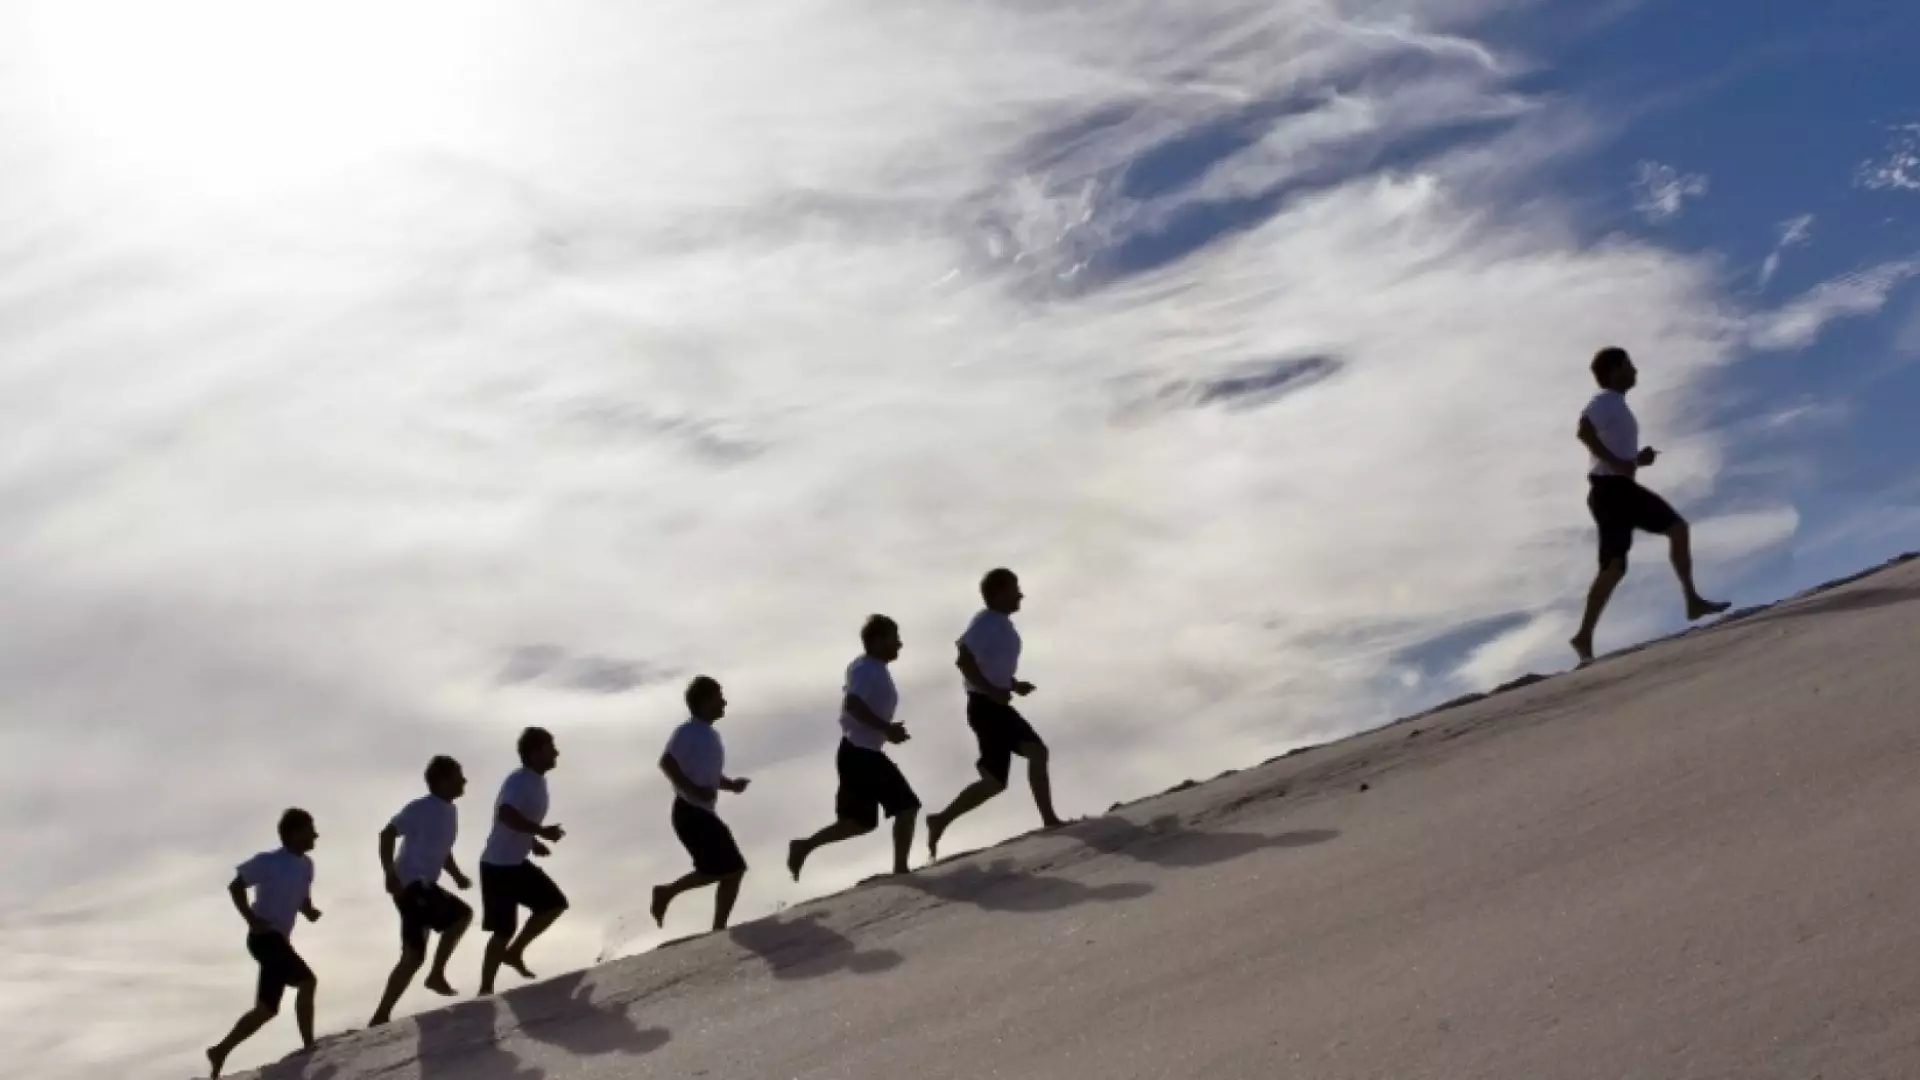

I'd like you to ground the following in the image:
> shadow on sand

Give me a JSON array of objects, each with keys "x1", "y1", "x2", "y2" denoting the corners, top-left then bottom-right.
[
  {"x1": 729, "y1": 910, "x2": 904, "y2": 979},
  {"x1": 1064, "y1": 815, "x2": 1339, "y2": 868},
  {"x1": 412, "y1": 971, "x2": 669, "y2": 1080},
  {"x1": 501, "y1": 970, "x2": 671, "y2": 1060},
  {"x1": 897, "y1": 857, "x2": 1153, "y2": 913},
  {"x1": 414, "y1": 999, "x2": 541, "y2": 1080}
]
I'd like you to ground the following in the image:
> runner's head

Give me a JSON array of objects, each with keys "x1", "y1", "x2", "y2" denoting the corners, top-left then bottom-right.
[
  {"x1": 861, "y1": 614, "x2": 902, "y2": 663},
  {"x1": 686, "y1": 675, "x2": 727, "y2": 722},
  {"x1": 278, "y1": 808, "x2": 317, "y2": 854},
  {"x1": 518, "y1": 726, "x2": 559, "y2": 773},
  {"x1": 425, "y1": 754, "x2": 466, "y2": 800},
  {"x1": 1591, "y1": 346, "x2": 1636, "y2": 392},
  {"x1": 981, "y1": 567, "x2": 1022, "y2": 614}
]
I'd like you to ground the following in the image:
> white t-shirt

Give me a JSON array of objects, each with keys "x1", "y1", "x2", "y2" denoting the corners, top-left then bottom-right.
[
  {"x1": 841, "y1": 655, "x2": 899, "y2": 752},
  {"x1": 664, "y1": 719, "x2": 725, "y2": 813},
  {"x1": 391, "y1": 795, "x2": 458, "y2": 887},
  {"x1": 237, "y1": 848, "x2": 313, "y2": 938},
  {"x1": 958, "y1": 608, "x2": 1021, "y2": 695},
  {"x1": 480, "y1": 767, "x2": 549, "y2": 867},
  {"x1": 1582, "y1": 390, "x2": 1639, "y2": 477}
]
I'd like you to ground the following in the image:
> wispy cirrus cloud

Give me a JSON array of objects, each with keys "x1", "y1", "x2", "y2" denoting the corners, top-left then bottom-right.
[
  {"x1": 1758, "y1": 213, "x2": 1815, "y2": 289},
  {"x1": 1748, "y1": 259, "x2": 1920, "y2": 350},
  {"x1": 1631, "y1": 160, "x2": 1710, "y2": 222}
]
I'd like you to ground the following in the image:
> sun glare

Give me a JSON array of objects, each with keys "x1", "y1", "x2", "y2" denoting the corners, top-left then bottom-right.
[{"x1": 16, "y1": 0, "x2": 505, "y2": 199}]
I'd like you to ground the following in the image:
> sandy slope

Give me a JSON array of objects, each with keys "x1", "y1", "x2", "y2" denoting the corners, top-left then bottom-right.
[{"x1": 236, "y1": 555, "x2": 1920, "y2": 1080}]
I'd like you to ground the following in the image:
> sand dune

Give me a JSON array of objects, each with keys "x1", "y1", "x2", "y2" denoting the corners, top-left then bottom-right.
[{"x1": 233, "y1": 554, "x2": 1920, "y2": 1079}]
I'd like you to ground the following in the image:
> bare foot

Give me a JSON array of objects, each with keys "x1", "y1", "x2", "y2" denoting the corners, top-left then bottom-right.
[
  {"x1": 369, "y1": 1012, "x2": 391, "y2": 1028},
  {"x1": 650, "y1": 884, "x2": 672, "y2": 928},
  {"x1": 502, "y1": 952, "x2": 535, "y2": 980},
  {"x1": 423, "y1": 973, "x2": 458, "y2": 996},
  {"x1": 787, "y1": 839, "x2": 809, "y2": 882},
  {"x1": 206, "y1": 1046, "x2": 227, "y2": 1079},
  {"x1": 926, "y1": 813, "x2": 949, "y2": 862},
  {"x1": 1040, "y1": 816, "x2": 1065, "y2": 830},
  {"x1": 478, "y1": 981, "x2": 495, "y2": 996},
  {"x1": 1569, "y1": 633, "x2": 1595, "y2": 666},
  {"x1": 1687, "y1": 596, "x2": 1731, "y2": 621}
]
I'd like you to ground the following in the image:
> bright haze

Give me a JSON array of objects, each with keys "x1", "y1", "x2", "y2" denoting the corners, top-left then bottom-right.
[{"x1": 1, "y1": 1, "x2": 1914, "y2": 1077}]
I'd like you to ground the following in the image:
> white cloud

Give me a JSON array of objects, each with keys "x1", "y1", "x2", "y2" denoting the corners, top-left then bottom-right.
[
  {"x1": 1748, "y1": 260, "x2": 1920, "y2": 350},
  {"x1": 1630, "y1": 160, "x2": 1709, "y2": 223},
  {"x1": 1756, "y1": 399, "x2": 1850, "y2": 432},
  {"x1": 0, "y1": 2, "x2": 1810, "y2": 1078},
  {"x1": 1691, "y1": 506, "x2": 1803, "y2": 563},
  {"x1": 1757, "y1": 213, "x2": 1814, "y2": 289},
  {"x1": 1778, "y1": 214, "x2": 1816, "y2": 248},
  {"x1": 1857, "y1": 123, "x2": 1920, "y2": 193}
]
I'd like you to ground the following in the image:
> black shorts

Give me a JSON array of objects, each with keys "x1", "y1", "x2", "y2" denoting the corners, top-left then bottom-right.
[
  {"x1": 835, "y1": 739, "x2": 921, "y2": 830},
  {"x1": 967, "y1": 694, "x2": 1045, "y2": 786},
  {"x1": 246, "y1": 931, "x2": 313, "y2": 1011},
  {"x1": 479, "y1": 861, "x2": 568, "y2": 937},
  {"x1": 672, "y1": 798, "x2": 748, "y2": 878},
  {"x1": 1588, "y1": 475, "x2": 1682, "y2": 569},
  {"x1": 394, "y1": 882, "x2": 472, "y2": 953}
]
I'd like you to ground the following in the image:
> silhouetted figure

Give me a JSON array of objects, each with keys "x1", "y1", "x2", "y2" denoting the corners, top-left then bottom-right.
[
  {"x1": 206, "y1": 809, "x2": 323, "y2": 1079},
  {"x1": 926, "y1": 568, "x2": 1062, "y2": 860},
  {"x1": 1570, "y1": 347, "x2": 1730, "y2": 664},
  {"x1": 651, "y1": 676, "x2": 751, "y2": 931},
  {"x1": 370, "y1": 756, "x2": 475, "y2": 1026},
  {"x1": 789, "y1": 615, "x2": 922, "y2": 881},
  {"x1": 477, "y1": 727, "x2": 569, "y2": 996}
]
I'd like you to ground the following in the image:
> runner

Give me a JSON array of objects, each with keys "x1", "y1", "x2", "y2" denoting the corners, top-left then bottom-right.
[
  {"x1": 476, "y1": 728, "x2": 568, "y2": 996},
  {"x1": 370, "y1": 755, "x2": 473, "y2": 1026},
  {"x1": 926, "y1": 568, "x2": 1063, "y2": 861},
  {"x1": 1570, "y1": 347, "x2": 1731, "y2": 665},
  {"x1": 788, "y1": 615, "x2": 920, "y2": 881},
  {"x1": 205, "y1": 809, "x2": 322, "y2": 1079},
  {"x1": 651, "y1": 676, "x2": 751, "y2": 931}
]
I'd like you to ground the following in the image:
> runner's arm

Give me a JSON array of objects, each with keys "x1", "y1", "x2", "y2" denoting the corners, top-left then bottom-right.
[
  {"x1": 842, "y1": 693, "x2": 891, "y2": 733},
  {"x1": 955, "y1": 644, "x2": 1011, "y2": 703},
  {"x1": 442, "y1": 853, "x2": 470, "y2": 888},
  {"x1": 658, "y1": 754, "x2": 718, "y2": 803},
  {"x1": 498, "y1": 804, "x2": 563, "y2": 842},
  {"x1": 1577, "y1": 416, "x2": 1637, "y2": 473},
  {"x1": 378, "y1": 824, "x2": 401, "y2": 892},
  {"x1": 226, "y1": 875, "x2": 261, "y2": 930}
]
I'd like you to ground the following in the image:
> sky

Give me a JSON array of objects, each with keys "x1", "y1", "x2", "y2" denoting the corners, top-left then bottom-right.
[{"x1": 0, "y1": 1, "x2": 1915, "y2": 1076}]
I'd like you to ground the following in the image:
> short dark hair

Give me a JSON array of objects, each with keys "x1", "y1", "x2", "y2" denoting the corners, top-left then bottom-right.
[
  {"x1": 980, "y1": 567, "x2": 1017, "y2": 600},
  {"x1": 516, "y1": 727, "x2": 553, "y2": 762},
  {"x1": 277, "y1": 808, "x2": 313, "y2": 844},
  {"x1": 1591, "y1": 346, "x2": 1631, "y2": 385},
  {"x1": 860, "y1": 614, "x2": 898, "y2": 649},
  {"x1": 685, "y1": 675, "x2": 721, "y2": 712},
  {"x1": 424, "y1": 755, "x2": 461, "y2": 787}
]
